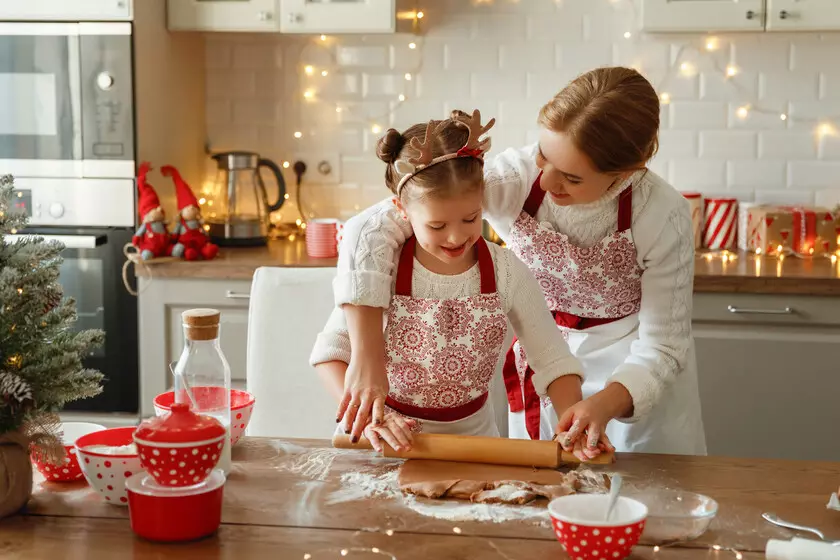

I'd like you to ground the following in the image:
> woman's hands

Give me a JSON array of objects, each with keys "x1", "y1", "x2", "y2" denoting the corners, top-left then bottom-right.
[{"x1": 554, "y1": 383, "x2": 632, "y2": 461}]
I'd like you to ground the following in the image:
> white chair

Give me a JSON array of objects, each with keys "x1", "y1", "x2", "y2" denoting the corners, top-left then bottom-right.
[{"x1": 246, "y1": 266, "x2": 339, "y2": 439}]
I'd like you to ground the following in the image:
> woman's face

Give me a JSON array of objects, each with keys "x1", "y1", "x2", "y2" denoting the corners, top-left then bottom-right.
[{"x1": 536, "y1": 128, "x2": 628, "y2": 206}]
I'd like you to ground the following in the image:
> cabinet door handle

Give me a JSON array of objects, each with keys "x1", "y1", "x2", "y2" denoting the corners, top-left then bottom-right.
[
  {"x1": 225, "y1": 290, "x2": 251, "y2": 300},
  {"x1": 727, "y1": 305, "x2": 793, "y2": 315}
]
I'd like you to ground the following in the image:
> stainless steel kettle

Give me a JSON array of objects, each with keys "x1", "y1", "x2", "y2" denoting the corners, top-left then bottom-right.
[{"x1": 206, "y1": 151, "x2": 286, "y2": 247}]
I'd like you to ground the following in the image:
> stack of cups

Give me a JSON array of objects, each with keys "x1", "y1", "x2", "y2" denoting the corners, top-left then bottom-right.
[{"x1": 305, "y1": 219, "x2": 343, "y2": 258}]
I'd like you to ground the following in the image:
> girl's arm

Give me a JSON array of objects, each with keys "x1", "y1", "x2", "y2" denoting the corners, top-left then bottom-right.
[
  {"x1": 500, "y1": 250, "x2": 585, "y2": 420},
  {"x1": 310, "y1": 307, "x2": 352, "y2": 406}
]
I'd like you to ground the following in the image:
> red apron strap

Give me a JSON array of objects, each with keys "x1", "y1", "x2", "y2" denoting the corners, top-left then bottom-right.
[
  {"x1": 617, "y1": 186, "x2": 633, "y2": 232},
  {"x1": 395, "y1": 236, "x2": 417, "y2": 296},
  {"x1": 522, "y1": 367, "x2": 542, "y2": 440},
  {"x1": 474, "y1": 237, "x2": 497, "y2": 294},
  {"x1": 502, "y1": 342, "x2": 524, "y2": 413},
  {"x1": 522, "y1": 172, "x2": 547, "y2": 218}
]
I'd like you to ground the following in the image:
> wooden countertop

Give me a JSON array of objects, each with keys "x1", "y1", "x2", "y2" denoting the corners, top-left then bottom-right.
[
  {"x1": 133, "y1": 237, "x2": 840, "y2": 296},
  {"x1": 8, "y1": 437, "x2": 840, "y2": 558}
]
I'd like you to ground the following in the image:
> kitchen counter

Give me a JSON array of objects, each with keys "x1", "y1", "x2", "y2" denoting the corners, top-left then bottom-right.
[
  {"x1": 12, "y1": 437, "x2": 839, "y2": 558},
  {"x1": 133, "y1": 238, "x2": 840, "y2": 295}
]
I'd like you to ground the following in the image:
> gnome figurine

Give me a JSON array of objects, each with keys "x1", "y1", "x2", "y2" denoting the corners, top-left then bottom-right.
[
  {"x1": 132, "y1": 162, "x2": 173, "y2": 260},
  {"x1": 162, "y1": 165, "x2": 219, "y2": 261}
]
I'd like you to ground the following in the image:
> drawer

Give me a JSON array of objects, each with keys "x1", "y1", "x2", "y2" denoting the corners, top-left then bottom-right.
[{"x1": 692, "y1": 293, "x2": 840, "y2": 327}]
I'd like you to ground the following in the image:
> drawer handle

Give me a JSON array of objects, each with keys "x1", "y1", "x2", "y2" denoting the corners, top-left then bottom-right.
[
  {"x1": 225, "y1": 290, "x2": 251, "y2": 300},
  {"x1": 727, "y1": 305, "x2": 793, "y2": 315}
]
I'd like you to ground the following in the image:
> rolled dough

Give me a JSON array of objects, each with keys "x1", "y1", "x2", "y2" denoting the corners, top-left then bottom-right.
[{"x1": 398, "y1": 459, "x2": 609, "y2": 506}]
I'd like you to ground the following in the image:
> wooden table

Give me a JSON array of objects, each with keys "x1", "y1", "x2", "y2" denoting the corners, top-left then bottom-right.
[{"x1": 3, "y1": 438, "x2": 839, "y2": 559}]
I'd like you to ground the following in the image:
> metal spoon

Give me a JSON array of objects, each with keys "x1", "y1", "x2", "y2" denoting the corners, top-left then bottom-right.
[
  {"x1": 762, "y1": 512, "x2": 840, "y2": 546},
  {"x1": 604, "y1": 474, "x2": 623, "y2": 521}
]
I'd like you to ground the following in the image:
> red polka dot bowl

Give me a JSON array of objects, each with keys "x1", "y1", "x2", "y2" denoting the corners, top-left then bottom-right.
[
  {"x1": 153, "y1": 388, "x2": 255, "y2": 445},
  {"x1": 75, "y1": 426, "x2": 144, "y2": 505},
  {"x1": 134, "y1": 403, "x2": 226, "y2": 488},
  {"x1": 31, "y1": 422, "x2": 106, "y2": 483},
  {"x1": 548, "y1": 494, "x2": 648, "y2": 560}
]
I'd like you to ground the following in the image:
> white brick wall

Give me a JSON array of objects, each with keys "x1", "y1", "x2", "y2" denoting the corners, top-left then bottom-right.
[{"x1": 204, "y1": 0, "x2": 840, "y2": 221}]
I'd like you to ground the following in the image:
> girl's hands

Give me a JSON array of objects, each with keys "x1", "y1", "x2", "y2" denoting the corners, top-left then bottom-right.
[
  {"x1": 337, "y1": 355, "x2": 389, "y2": 443},
  {"x1": 554, "y1": 383, "x2": 631, "y2": 460},
  {"x1": 364, "y1": 413, "x2": 417, "y2": 453}
]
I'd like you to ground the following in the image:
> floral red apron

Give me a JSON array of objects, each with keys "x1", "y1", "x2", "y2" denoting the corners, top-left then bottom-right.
[
  {"x1": 384, "y1": 236, "x2": 507, "y2": 435},
  {"x1": 502, "y1": 174, "x2": 643, "y2": 440}
]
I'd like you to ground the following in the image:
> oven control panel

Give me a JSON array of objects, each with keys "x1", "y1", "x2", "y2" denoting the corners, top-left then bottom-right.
[
  {"x1": 10, "y1": 189, "x2": 33, "y2": 218},
  {"x1": 10, "y1": 178, "x2": 135, "y2": 228}
]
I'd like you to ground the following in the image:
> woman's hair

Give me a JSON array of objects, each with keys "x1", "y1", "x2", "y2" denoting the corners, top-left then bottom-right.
[
  {"x1": 376, "y1": 110, "x2": 484, "y2": 201},
  {"x1": 538, "y1": 66, "x2": 660, "y2": 173}
]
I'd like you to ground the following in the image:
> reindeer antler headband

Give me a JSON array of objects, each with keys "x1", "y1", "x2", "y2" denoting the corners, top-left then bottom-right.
[{"x1": 393, "y1": 109, "x2": 496, "y2": 195}]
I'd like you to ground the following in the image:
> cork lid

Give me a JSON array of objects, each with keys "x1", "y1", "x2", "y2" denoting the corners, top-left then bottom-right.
[{"x1": 182, "y1": 308, "x2": 220, "y2": 340}]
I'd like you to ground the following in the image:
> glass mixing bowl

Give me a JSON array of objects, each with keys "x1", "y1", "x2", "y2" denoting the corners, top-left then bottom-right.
[{"x1": 626, "y1": 489, "x2": 718, "y2": 545}]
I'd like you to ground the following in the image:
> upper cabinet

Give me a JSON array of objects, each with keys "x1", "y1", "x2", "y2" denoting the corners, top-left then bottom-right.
[
  {"x1": 641, "y1": 0, "x2": 840, "y2": 32},
  {"x1": 641, "y1": 0, "x2": 765, "y2": 32},
  {"x1": 279, "y1": 0, "x2": 394, "y2": 34},
  {"x1": 0, "y1": 0, "x2": 132, "y2": 21},
  {"x1": 167, "y1": 0, "x2": 395, "y2": 33},
  {"x1": 766, "y1": 0, "x2": 840, "y2": 31},
  {"x1": 168, "y1": 0, "x2": 279, "y2": 32}
]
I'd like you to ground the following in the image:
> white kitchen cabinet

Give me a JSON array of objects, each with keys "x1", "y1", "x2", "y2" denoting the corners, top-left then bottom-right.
[
  {"x1": 0, "y1": 0, "x2": 132, "y2": 21},
  {"x1": 692, "y1": 292, "x2": 840, "y2": 462},
  {"x1": 167, "y1": 0, "x2": 278, "y2": 32},
  {"x1": 279, "y1": 0, "x2": 394, "y2": 34},
  {"x1": 766, "y1": 0, "x2": 840, "y2": 31},
  {"x1": 138, "y1": 276, "x2": 253, "y2": 418},
  {"x1": 641, "y1": 0, "x2": 765, "y2": 32}
]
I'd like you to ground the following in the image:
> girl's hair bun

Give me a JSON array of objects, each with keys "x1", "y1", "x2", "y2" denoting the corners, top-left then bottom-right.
[{"x1": 376, "y1": 128, "x2": 406, "y2": 164}]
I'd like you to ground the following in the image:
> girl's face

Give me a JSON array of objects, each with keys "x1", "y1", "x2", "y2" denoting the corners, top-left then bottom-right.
[
  {"x1": 536, "y1": 128, "x2": 630, "y2": 206},
  {"x1": 397, "y1": 188, "x2": 484, "y2": 268}
]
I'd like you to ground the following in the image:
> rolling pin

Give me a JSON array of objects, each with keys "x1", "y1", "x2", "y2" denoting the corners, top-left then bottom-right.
[{"x1": 332, "y1": 433, "x2": 614, "y2": 468}]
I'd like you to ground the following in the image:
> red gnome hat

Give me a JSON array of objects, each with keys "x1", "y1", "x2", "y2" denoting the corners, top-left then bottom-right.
[
  {"x1": 161, "y1": 165, "x2": 199, "y2": 212},
  {"x1": 137, "y1": 161, "x2": 162, "y2": 220}
]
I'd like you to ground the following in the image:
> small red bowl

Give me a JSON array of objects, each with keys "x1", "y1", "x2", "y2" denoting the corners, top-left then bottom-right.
[
  {"x1": 153, "y1": 388, "x2": 255, "y2": 445},
  {"x1": 548, "y1": 494, "x2": 648, "y2": 560},
  {"x1": 126, "y1": 469, "x2": 225, "y2": 542},
  {"x1": 75, "y1": 426, "x2": 143, "y2": 505},
  {"x1": 31, "y1": 422, "x2": 105, "y2": 483}
]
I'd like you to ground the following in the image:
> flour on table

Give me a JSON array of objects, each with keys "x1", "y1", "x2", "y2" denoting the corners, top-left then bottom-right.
[{"x1": 272, "y1": 447, "x2": 354, "y2": 481}]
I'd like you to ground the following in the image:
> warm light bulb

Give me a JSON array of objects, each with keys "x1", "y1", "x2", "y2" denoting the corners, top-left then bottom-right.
[
  {"x1": 321, "y1": 70, "x2": 328, "y2": 77},
  {"x1": 409, "y1": 42, "x2": 417, "y2": 49},
  {"x1": 452, "y1": 527, "x2": 462, "y2": 534},
  {"x1": 398, "y1": 94, "x2": 406, "y2": 101},
  {"x1": 199, "y1": 197, "x2": 206, "y2": 204},
  {"x1": 206, "y1": 200, "x2": 213, "y2": 207},
  {"x1": 623, "y1": 31, "x2": 632, "y2": 39},
  {"x1": 818, "y1": 122, "x2": 837, "y2": 137},
  {"x1": 320, "y1": 35, "x2": 327, "y2": 41},
  {"x1": 706, "y1": 37, "x2": 719, "y2": 51},
  {"x1": 416, "y1": 11, "x2": 424, "y2": 18},
  {"x1": 831, "y1": 254, "x2": 837, "y2": 264},
  {"x1": 294, "y1": 131, "x2": 302, "y2": 138},
  {"x1": 295, "y1": 219, "x2": 302, "y2": 226},
  {"x1": 756, "y1": 247, "x2": 762, "y2": 255},
  {"x1": 713, "y1": 545, "x2": 722, "y2": 551},
  {"x1": 679, "y1": 62, "x2": 696, "y2": 76},
  {"x1": 737, "y1": 106, "x2": 750, "y2": 120},
  {"x1": 404, "y1": 73, "x2": 412, "y2": 80},
  {"x1": 726, "y1": 65, "x2": 738, "y2": 77},
  {"x1": 371, "y1": 124, "x2": 382, "y2": 134},
  {"x1": 282, "y1": 161, "x2": 290, "y2": 168},
  {"x1": 335, "y1": 106, "x2": 342, "y2": 113},
  {"x1": 653, "y1": 546, "x2": 660, "y2": 552},
  {"x1": 303, "y1": 89, "x2": 314, "y2": 99},
  {"x1": 304, "y1": 65, "x2": 314, "y2": 75},
  {"x1": 777, "y1": 244, "x2": 784, "y2": 253},
  {"x1": 660, "y1": 92, "x2": 671, "y2": 104},
  {"x1": 780, "y1": 113, "x2": 788, "y2": 121}
]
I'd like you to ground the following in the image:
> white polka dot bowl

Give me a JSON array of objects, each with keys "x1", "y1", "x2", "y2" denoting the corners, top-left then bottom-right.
[
  {"x1": 134, "y1": 402, "x2": 226, "y2": 488},
  {"x1": 75, "y1": 426, "x2": 144, "y2": 505},
  {"x1": 548, "y1": 494, "x2": 648, "y2": 560},
  {"x1": 153, "y1": 388, "x2": 255, "y2": 446},
  {"x1": 31, "y1": 422, "x2": 105, "y2": 483}
]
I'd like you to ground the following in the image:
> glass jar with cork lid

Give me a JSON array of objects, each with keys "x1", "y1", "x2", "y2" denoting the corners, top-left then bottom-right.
[{"x1": 172, "y1": 308, "x2": 232, "y2": 475}]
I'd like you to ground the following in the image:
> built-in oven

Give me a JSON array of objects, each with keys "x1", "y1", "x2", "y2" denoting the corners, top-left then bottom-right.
[
  {"x1": 7, "y1": 180, "x2": 139, "y2": 413},
  {"x1": 1, "y1": 14, "x2": 139, "y2": 413},
  {"x1": 0, "y1": 21, "x2": 134, "y2": 180}
]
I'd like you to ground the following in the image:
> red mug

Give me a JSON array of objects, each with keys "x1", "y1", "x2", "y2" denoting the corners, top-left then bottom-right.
[{"x1": 305, "y1": 219, "x2": 342, "y2": 258}]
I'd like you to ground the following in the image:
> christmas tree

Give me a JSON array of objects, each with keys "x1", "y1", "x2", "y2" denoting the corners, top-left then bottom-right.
[{"x1": 0, "y1": 174, "x2": 104, "y2": 461}]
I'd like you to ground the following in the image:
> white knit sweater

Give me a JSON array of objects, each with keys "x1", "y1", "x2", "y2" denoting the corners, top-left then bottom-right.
[
  {"x1": 309, "y1": 240, "x2": 584, "y2": 397},
  {"x1": 332, "y1": 143, "x2": 696, "y2": 422}
]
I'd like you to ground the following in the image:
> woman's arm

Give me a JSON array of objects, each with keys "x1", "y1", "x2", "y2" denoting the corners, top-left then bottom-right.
[{"x1": 606, "y1": 201, "x2": 695, "y2": 422}]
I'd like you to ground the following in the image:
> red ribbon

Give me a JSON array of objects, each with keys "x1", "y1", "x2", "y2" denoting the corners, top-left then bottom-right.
[{"x1": 456, "y1": 146, "x2": 483, "y2": 158}]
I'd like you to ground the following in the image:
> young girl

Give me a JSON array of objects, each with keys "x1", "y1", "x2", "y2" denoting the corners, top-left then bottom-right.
[
  {"x1": 310, "y1": 111, "x2": 587, "y2": 451},
  {"x1": 333, "y1": 68, "x2": 707, "y2": 458}
]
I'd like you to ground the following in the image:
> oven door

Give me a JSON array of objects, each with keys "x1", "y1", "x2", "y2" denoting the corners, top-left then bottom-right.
[
  {"x1": 8, "y1": 227, "x2": 139, "y2": 413},
  {"x1": 0, "y1": 22, "x2": 134, "y2": 179}
]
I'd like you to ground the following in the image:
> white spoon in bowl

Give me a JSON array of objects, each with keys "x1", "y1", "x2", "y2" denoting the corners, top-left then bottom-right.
[{"x1": 604, "y1": 474, "x2": 623, "y2": 521}]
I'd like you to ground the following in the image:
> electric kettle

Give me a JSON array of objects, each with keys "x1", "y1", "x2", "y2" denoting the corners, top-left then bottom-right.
[{"x1": 206, "y1": 151, "x2": 286, "y2": 246}]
